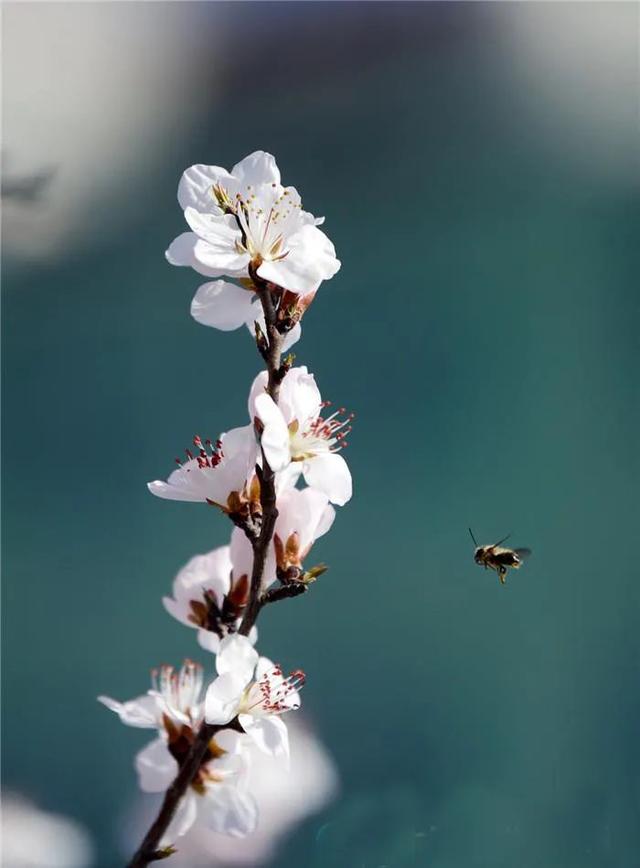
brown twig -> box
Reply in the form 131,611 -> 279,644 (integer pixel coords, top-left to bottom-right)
126,281 -> 285,867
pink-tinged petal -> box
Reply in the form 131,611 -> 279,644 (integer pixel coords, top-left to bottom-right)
173,547 -> 231,605
303,452 -> 352,506
135,738 -> 178,793
162,595 -> 191,628
216,634 -> 258,680
239,714 -> 290,763
204,672 -> 246,725
178,164 -> 235,211
257,225 -> 340,295
254,393 -> 290,472
203,785 -> 259,838
231,151 -> 280,188
276,487 -> 332,551
165,232 -> 228,278
191,281 -> 256,331
97,694 -> 157,728
197,629 -> 221,654
162,791 -> 198,844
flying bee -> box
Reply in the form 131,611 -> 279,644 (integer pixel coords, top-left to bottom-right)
468,528 -> 531,585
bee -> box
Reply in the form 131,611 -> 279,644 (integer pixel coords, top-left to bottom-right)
468,528 -> 531,585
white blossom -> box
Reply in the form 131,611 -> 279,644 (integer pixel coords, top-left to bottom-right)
167,151 -> 340,296
205,636 -> 304,763
147,425 -> 258,512
99,661 -> 257,841
163,546 -> 258,654
272,487 -> 335,581
250,366 -> 353,505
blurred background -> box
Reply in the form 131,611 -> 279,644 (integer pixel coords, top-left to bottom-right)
2,2 -> 639,866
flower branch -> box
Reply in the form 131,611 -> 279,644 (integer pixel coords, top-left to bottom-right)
101,150 -> 349,868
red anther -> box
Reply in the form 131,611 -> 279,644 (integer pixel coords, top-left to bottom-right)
186,449 -> 194,461
175,458 -> 182,466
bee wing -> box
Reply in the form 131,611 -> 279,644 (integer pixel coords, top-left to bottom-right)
514,548 -> 532,561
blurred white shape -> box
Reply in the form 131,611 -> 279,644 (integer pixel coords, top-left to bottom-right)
124,717 -> 338,866
2,3 -> 219,259
172,718 -> 339,866
1,793 -> 94,868
497,3 -> 638,182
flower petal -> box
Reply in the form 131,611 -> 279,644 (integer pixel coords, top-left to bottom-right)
165,232 -> 228,278
197,629 -> 221,654
202,785 -> 258,838
231,151 -> 280,188
303,452 -> 352,506
239,714 -> 290,763
178,164 -> 234,211
216,634 -> 258,681
97,694 -> 157,728
135,738 -> 178,793
278,366 -> 322,425
204,672 -> 246,725
257,225 -> 340,295
162,791 -> 198,843
254,393 -> 290,472
191,281 -> 256,331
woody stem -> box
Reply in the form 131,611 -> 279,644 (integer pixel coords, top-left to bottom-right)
126,281 -> 283,867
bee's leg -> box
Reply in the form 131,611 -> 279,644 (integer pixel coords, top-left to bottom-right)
498,566 -> 507,585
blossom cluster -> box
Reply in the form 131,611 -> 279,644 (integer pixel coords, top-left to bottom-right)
100,152 -> 350,859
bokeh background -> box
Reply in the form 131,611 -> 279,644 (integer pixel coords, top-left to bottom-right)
3,2 -> 639,866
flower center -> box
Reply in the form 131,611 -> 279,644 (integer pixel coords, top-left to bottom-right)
289,402 -> 354,461
216,181 -> 303,266
244,666 -> 306,716
151,660 -> 203,722
175,435 -> 223,472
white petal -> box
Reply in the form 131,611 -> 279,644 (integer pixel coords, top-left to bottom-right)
162,595 -> 191,628
303,452 -> 352,506
254,393 -> 290,472
316,503 -> 336,539
197,629 -> 221,654
275,487 -> 332,553
165,232 -> 228,278
278,366 -> 322,425
216,634 -> 259,680
173,547 -> 231,605
162,791 -> 198,844
147,478 -> 204,504
257,225 -> 340,295
239,714 -> 290,763
97,694 -> 157,728
282,322 -> 302,352
191,280 -> 256,331
135,738 -> 178,793
204,672 -> 245,725
178,163 -> 234,211
231,151 -> 280,188
202,785 -> 258,837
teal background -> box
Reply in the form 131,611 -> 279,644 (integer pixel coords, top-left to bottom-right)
3,3 -> 639,866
